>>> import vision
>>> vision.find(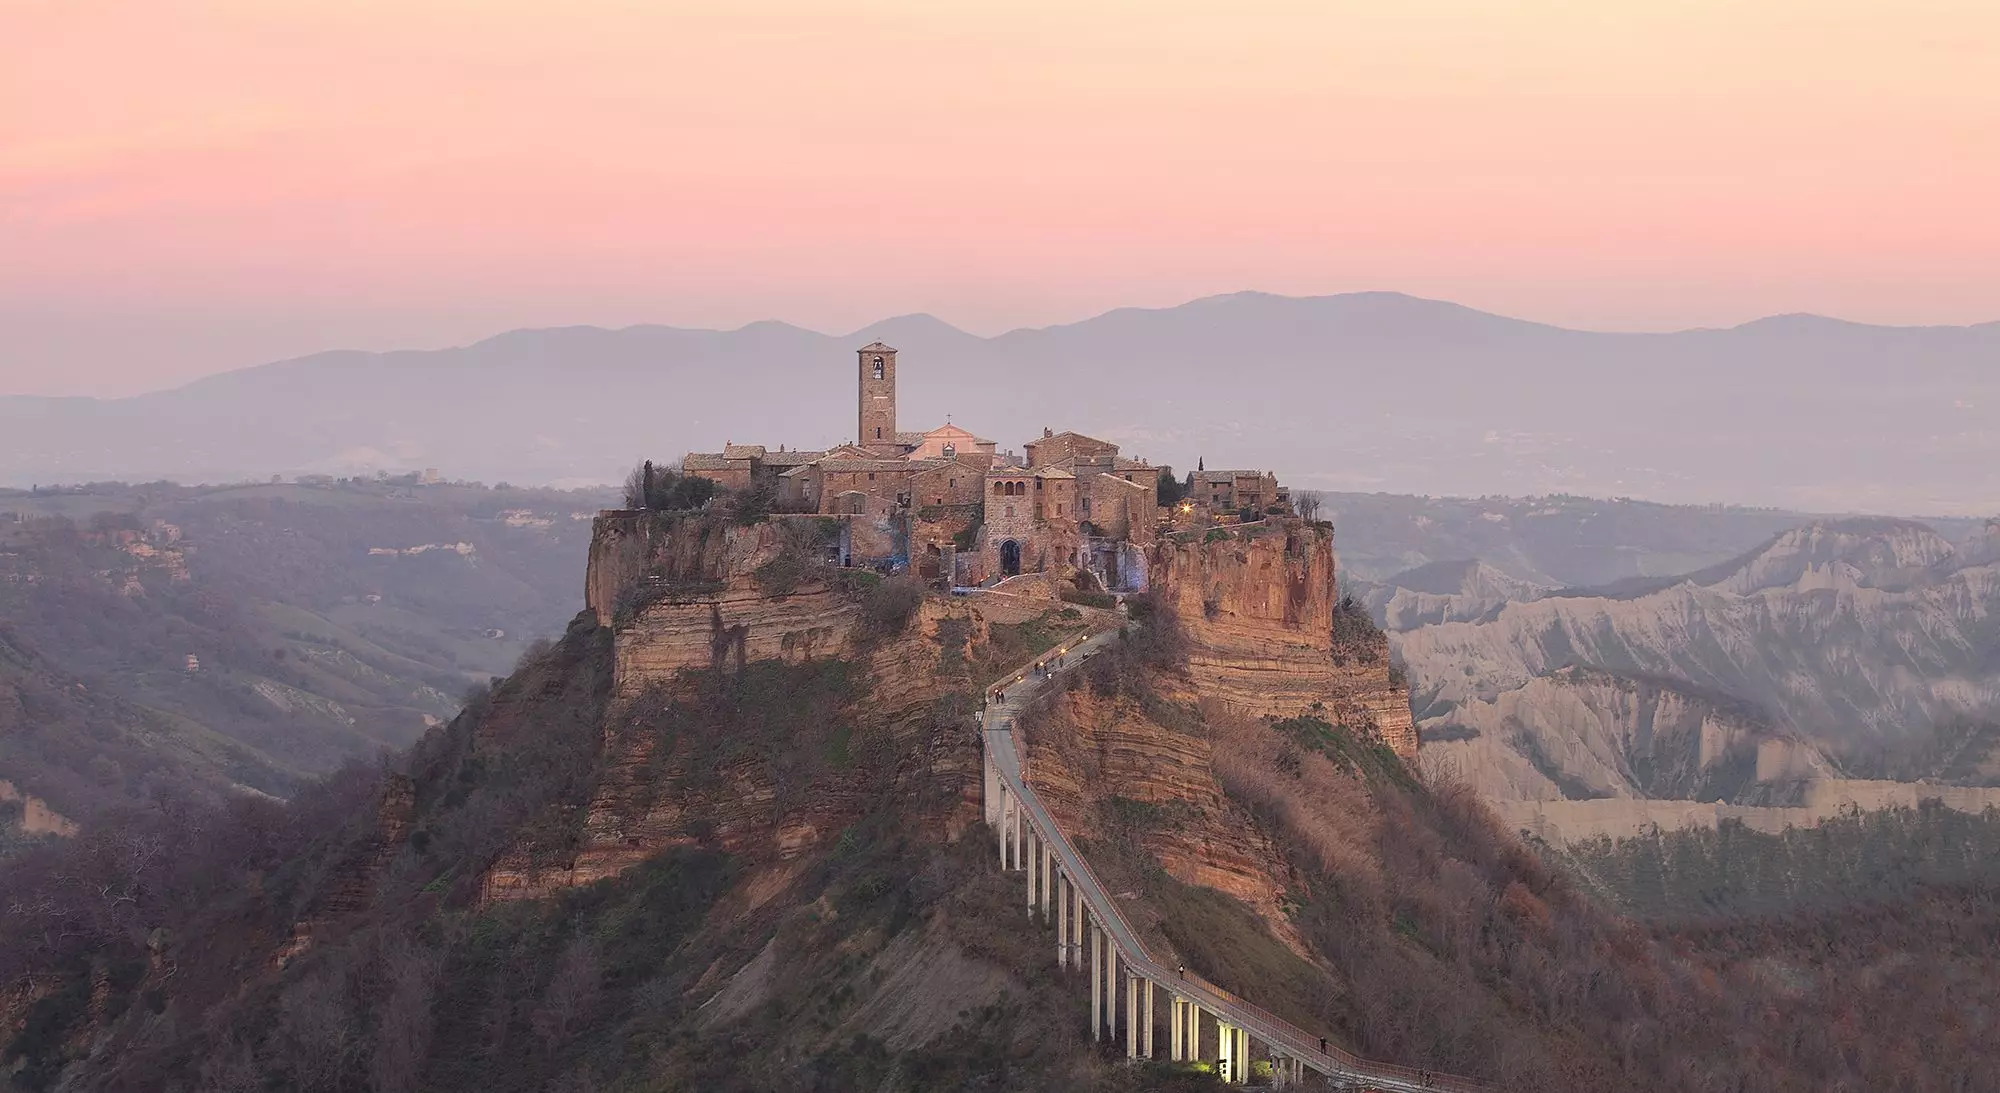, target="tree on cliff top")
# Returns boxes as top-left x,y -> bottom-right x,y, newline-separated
623,460 -> 714,511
